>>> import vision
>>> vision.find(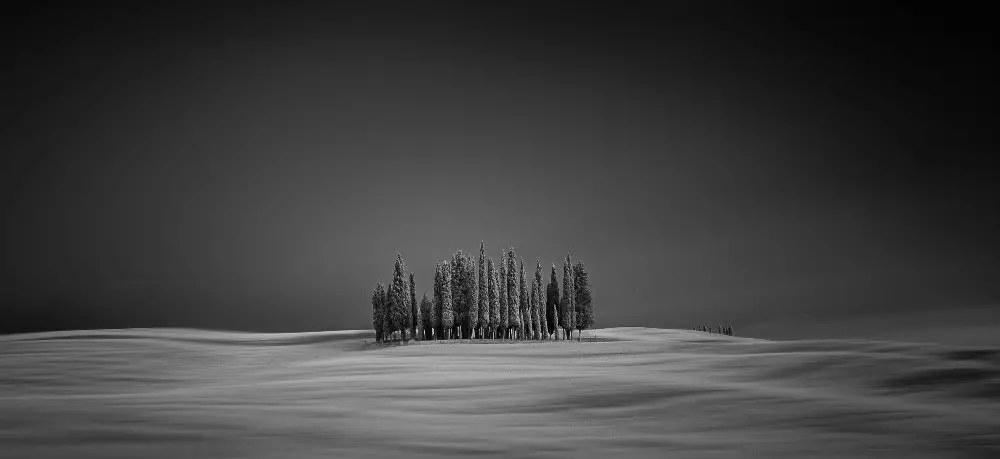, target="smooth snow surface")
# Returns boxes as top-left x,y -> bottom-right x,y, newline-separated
2,327 -> 998,458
